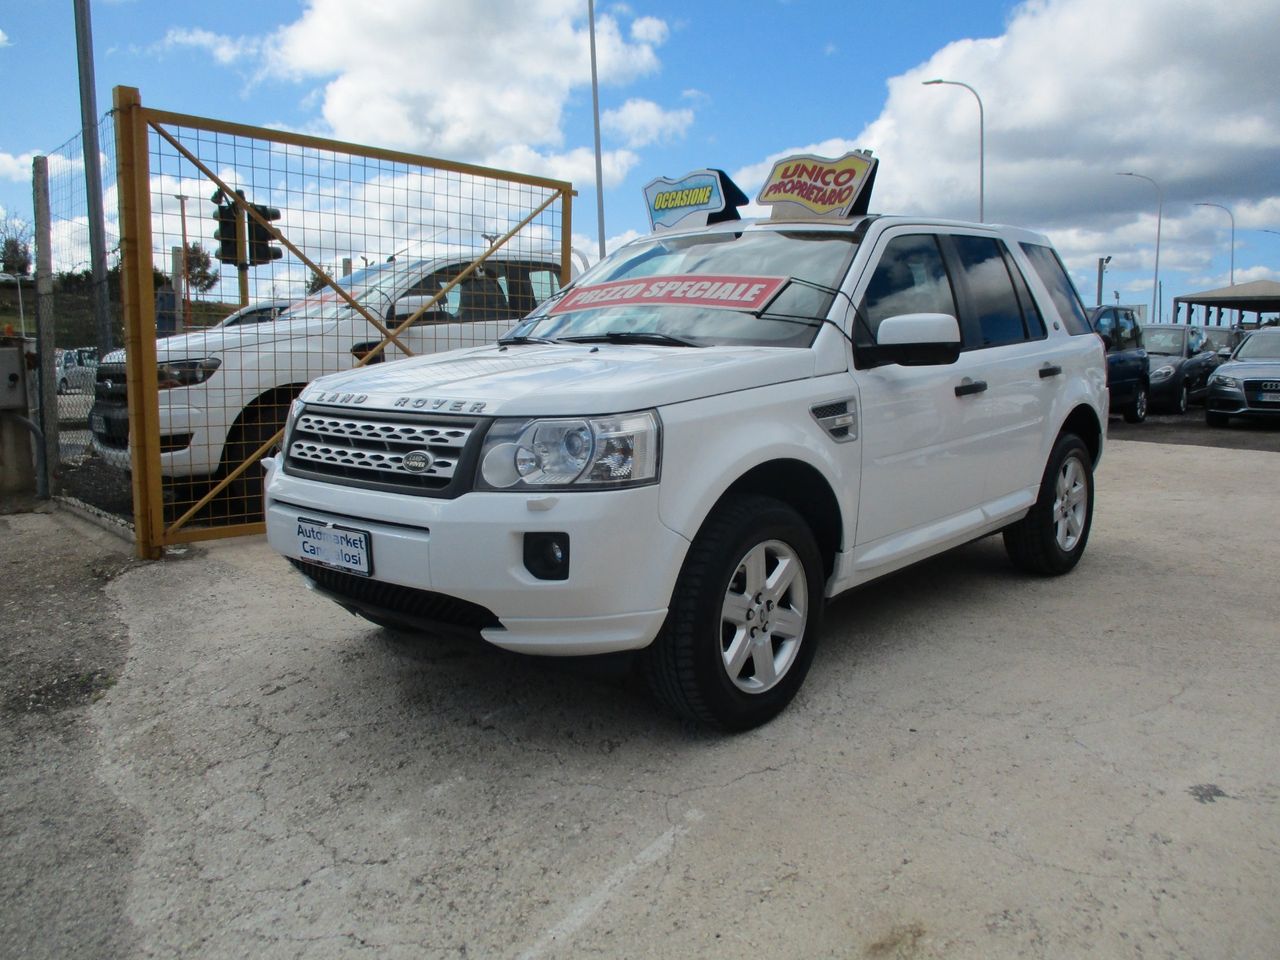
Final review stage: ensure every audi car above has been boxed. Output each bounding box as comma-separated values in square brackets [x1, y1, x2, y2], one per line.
[1205, 328, 1280, 426]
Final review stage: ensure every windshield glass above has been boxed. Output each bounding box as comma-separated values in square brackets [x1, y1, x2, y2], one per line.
[1236, 332, 1280, 361]
[1143, 326, 1187, 355]
[277, 259, 427, 322]
[511, 229, 859, 347]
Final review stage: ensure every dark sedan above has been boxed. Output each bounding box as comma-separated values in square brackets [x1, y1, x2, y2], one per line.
[1205, 328, 1280, 426]
[1143, 324, 1222, 413]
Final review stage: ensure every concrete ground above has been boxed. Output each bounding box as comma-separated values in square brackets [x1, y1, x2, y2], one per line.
[2, 437, 1277, 959]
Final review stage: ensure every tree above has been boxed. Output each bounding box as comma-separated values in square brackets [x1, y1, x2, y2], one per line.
[0, 215, 32, 276]
[182, 242, 219, 294]
[306, 267, 331, 295]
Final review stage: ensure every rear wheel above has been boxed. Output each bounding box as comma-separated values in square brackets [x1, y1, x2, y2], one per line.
[1004, 433, 1094, 576]
[644, 494, 824, 731]
[1123, 384, 1148, 423]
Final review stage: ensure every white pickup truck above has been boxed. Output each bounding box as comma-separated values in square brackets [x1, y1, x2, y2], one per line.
[264, 161, 1107, 729]
[89, 250, 567, 499]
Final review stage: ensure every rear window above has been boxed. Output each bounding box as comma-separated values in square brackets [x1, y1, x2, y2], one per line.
[1020, 242, 1092, 336]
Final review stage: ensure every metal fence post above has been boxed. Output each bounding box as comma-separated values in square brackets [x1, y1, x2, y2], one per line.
[32, 156, 59, 493]
[113, 86, 164, 559]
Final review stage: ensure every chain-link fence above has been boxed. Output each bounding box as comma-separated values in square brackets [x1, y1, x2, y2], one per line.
[102, 87, 573, 555]
[40, 115, 129, 517]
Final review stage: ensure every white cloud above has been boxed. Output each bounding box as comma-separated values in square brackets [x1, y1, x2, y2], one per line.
[602, 98, 693, 148]
[257, 0, 668, 165]
[161, 28, 260, 65]
[0, 151, 38, 182]
[0, 29, 11, 48]
[736, 0, 1280, 294]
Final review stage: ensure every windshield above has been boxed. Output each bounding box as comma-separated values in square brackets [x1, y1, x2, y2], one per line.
[1235, 332, 1280, 361]
[1143, 327, 1187, 355]
[277, 259, 427, 322]
[509, 229, 859, 347]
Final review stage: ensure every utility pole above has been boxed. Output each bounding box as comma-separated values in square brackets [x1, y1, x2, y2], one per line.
[73, 0, 113, 358]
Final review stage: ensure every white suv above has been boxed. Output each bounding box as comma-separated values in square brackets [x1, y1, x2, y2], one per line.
[89, 251, 566, 492]
[264, 214, 1106, 729]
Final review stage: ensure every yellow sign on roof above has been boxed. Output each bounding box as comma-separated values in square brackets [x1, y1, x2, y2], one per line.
[756, 151, 877, 218]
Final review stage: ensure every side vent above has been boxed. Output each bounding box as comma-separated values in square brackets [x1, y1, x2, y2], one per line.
[810, 398, 858, 443]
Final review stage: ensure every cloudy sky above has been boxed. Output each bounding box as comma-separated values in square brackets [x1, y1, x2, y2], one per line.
[2, 0, 1278, 320]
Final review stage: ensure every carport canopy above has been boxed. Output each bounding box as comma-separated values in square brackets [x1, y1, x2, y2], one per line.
[1173, 279, 1280, 326]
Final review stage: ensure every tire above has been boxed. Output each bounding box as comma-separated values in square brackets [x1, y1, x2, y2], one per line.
[58, 377, 68, 395]
[216, 403, 288, 522]
[1173, 383, 1189, 415]
[643, 494, 824, 731]
[1003, 433, 1094, 576]
[1123, 384, 1148, 423]
[1206, 410, 1230, 427]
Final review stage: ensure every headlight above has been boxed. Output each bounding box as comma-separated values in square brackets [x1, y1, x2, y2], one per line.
[1150, 364, 1175, 381]
[1210, 374, 1239, 389]
[478, 410, 660, 490]
[157, 357, 221, 389]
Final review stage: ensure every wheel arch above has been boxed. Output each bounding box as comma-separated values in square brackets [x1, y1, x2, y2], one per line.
[1060, 402, 1103, 466]
[714, 458, 844, 582]
[223, 382, 308, 459]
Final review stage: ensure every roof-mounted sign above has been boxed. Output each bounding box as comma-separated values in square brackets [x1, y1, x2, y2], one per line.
[756, 150, 878, 219]
[644, 169, 748, 232]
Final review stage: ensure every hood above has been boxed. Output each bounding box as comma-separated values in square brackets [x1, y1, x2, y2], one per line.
[101, 318, 334, 364]
[1147, 354, 1185, 372]
[1215, 359, 1280, 379]
[299, 342, 817, 416]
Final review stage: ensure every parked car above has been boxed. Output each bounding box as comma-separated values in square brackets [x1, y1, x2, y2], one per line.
[214, 298, 294, 328]
[1204, 328, 1280, 426]
[90, 249, 571, 508]
[55, 347, 97, 394]
[1141, 323, 1222, 413]
[1090, 305, 1148, 422]
[263, 166, 1107, 730]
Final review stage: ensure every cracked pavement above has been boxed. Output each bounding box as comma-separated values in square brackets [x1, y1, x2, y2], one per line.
[3, 437, 1278, 958]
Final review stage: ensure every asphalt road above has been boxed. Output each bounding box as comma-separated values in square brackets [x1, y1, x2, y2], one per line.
[3, 437, 1278, 959]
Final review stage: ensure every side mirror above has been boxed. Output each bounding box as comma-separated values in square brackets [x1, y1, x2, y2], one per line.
[858, 313, 961, 367]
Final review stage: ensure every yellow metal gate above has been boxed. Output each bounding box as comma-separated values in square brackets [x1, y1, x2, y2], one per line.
[111, 86, 574, 558]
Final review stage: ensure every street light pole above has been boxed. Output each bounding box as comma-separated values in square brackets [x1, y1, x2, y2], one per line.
[587, 0, 607, 260]
[1194, 202, 1235, 286]
[1117, 172, 1163, 323]
[924, 78, 984, 222]
[1096, 256, 1111, 307]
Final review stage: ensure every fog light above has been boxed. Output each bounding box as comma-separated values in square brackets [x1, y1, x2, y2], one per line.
[523, 532, 570, 581]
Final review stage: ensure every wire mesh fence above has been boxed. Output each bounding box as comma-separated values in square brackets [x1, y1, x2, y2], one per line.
[102, 89, 572, 551]
[40, 115, 130, 517]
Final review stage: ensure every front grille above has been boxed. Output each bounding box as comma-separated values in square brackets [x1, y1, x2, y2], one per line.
[289, 558, 500, 632]
[284, 405, 486, 497]
[1244, 380, 1280, 409]
[95, 362, 128, 405]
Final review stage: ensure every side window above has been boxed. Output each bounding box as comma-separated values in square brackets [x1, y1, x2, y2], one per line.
[1094, 308, 1116, 343]
[502, 263, 562, 316]
[1019, 242, 1092, 335]
[951, 235, 1031, 347]
[1116, 310, 1137, 350]
[858, 234, 958, 345]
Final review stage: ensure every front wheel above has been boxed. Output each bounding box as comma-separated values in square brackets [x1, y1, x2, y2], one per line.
[1173, 383, 1189, 414]
[1003, 433, 1094, 576]
[1123, 384, 1148, 423]
[644, 495, 824, 731]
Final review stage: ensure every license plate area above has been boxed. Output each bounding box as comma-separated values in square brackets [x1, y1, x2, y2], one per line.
[1259, 392, 1280, 403]
[90, 414, 105, 434]
[295, 516, 372, 576]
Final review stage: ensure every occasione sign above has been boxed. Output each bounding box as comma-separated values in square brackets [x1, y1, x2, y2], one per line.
[548, 274, 787, 315]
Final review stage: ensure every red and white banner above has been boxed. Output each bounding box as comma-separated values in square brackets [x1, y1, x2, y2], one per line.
[548, 274, 787, 316]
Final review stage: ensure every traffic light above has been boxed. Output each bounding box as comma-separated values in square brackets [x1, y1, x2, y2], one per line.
[213, 202, 241, 264]
[248, 204, 283, 266]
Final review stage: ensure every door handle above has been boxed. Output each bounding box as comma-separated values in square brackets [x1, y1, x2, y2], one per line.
[1039, 364, 1063, 378]
[954, 379, 988, 397]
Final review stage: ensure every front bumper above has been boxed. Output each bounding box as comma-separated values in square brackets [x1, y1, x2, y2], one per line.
[89, 396, 227, 477]
[1147, 374, 1182, 407]
[264, 460, 690, 656]
[1205, 381, 1280, 418]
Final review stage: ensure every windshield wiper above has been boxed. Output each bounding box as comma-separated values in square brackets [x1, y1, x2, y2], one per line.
[560, 332, 703, 347]
[497, 334, 558, 345]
